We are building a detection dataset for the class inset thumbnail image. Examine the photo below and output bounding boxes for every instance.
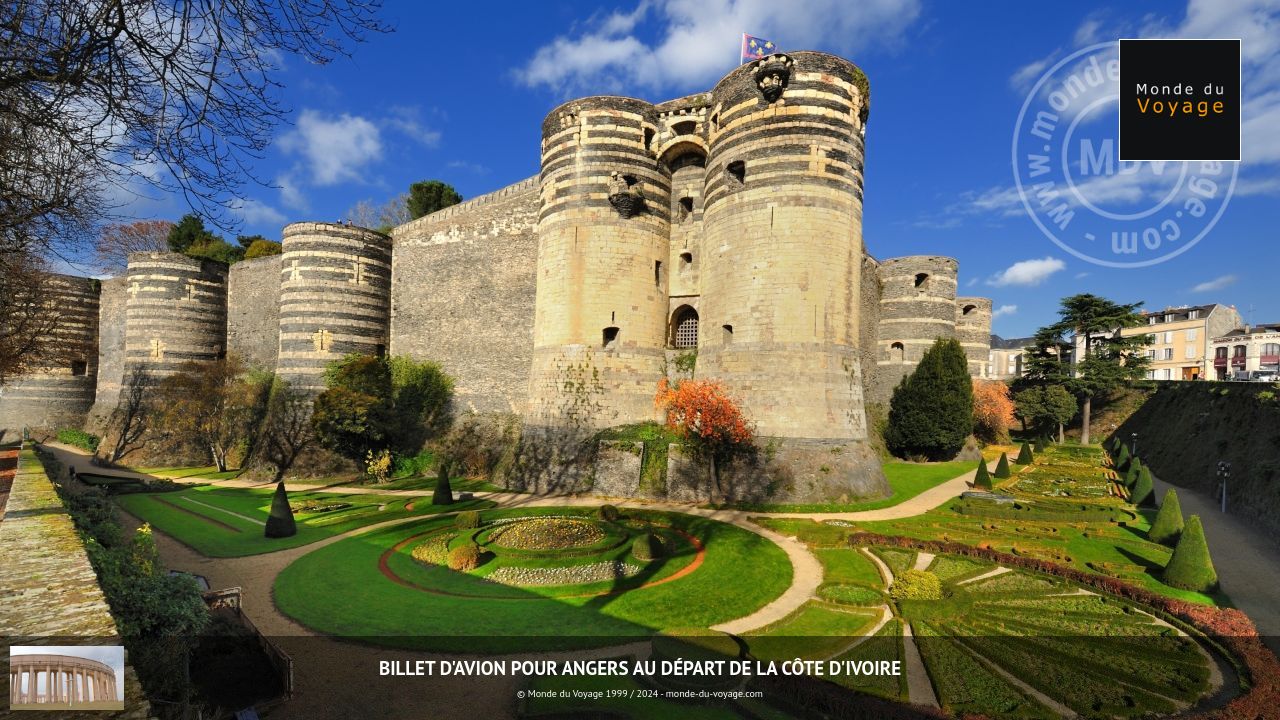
[9,646,124,711]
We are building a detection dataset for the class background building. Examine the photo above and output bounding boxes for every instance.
[1073,303,1243,381]
[1210,323,1280,379]
[988,335,1035,380]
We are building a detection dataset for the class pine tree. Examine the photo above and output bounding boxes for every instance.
[432,460,454,505]
[885,338,974,460]
[1149,489,1184,546]
[1016,441,1034,465]
[973,459,993,490]
[994,452,1011,479]
[1131,466,1154,506]
[1163,515,1217,592]
[264,481,297,538]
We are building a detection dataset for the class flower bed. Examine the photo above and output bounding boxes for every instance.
[290,499,353,514]
[487,561,642,587]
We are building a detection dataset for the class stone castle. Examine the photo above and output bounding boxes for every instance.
[0,52,990,502]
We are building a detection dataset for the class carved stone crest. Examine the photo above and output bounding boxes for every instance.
[754,54,793,103]
[607,171,645,218]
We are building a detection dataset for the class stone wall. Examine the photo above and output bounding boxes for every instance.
[390,178,539,414]
[870,255,959,405]
[955,296,992,378]
[226,254,282,372]
[124,253,228,379]
[0,276,100,434]
[86,278,128,431]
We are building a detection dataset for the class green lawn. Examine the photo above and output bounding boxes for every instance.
[131,465,244,481]
[115,485,492,557]
[744,601,881,660]
[712,461,973,513]
[273,508,792,652]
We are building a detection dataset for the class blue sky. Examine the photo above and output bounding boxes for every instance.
[99,0,1280,338]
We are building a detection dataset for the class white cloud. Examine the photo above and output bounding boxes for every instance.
[446,160,490,175]
[1075,271,1090,279]
[384,105,442,148]
[992,304,1018,318]
[275,173,308,212]
[517,0,922,94]
[987,257,1066,287]
[1191,274,1237,292]
[279,109,383,186]
[232,198,287,226]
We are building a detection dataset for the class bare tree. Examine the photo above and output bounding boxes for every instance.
[0,0,390,258]
[345,192,410,231]
[0,253,71,384]
[260,380,315,483]
[93,220,173,274]
[104,363,153,463]
[152,356,264,471]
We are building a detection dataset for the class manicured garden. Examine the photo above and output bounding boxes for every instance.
[713,460,975,514]
[273,507,792,652]
[114,485,491,557]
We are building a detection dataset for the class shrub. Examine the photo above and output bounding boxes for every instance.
[56,428,101,453]
[1015,441,1033,465]
[1115,443,1131,471]
[993,452,1011,478]
[889,569,942,601]
[365,448,392,483]
[392,449,435,478]
[243,239,282,259]
[455,510,481,529]
[432,462,454,505]
[1163,515,1217,592]
[1149,489,1184,546]
[264,481,297,538]
[973,459,993,490]
[1033,434,1051,452]
[632,532,665,561]
[598,504,620,521]
[1125,459,1142,488]
[411,534,452,564]
[1131,466,1154,506]
[447,543,482,572]
[885,338,974,460]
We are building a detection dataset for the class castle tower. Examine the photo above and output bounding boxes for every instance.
[277,222,392,394]
[870,255,959,401]
[0,275,100,432]
[525,97,671,429]
[956,297,993,378]
[123,253,228,379]
[696,52,871,440]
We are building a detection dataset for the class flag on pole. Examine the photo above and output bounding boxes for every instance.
[741,34,777,64]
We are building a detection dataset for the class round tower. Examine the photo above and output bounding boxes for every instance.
[124,253,228,379]
[871,255,959,402]
[956,297,993,378]
[0,274,100,431]
[696,52,871,440]
[525,96,671,429]
[277,222,392,394]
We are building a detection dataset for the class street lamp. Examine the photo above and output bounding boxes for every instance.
[1131,432,1138,457]
[1217,461,1231,513]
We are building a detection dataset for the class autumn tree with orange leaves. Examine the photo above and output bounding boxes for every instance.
[972,379,1015,444]
[655,379,754,488]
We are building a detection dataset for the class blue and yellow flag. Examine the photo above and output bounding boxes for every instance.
[741,34,777,64]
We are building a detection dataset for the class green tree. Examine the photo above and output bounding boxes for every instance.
[388,355,455,450]
[259,380,315,483]
[244,239,283,259]
[264,481,297,538]
[1016,441,1033,465]
[973,458,993,490]
[1162,515,1217,591]
[1149,488,1184,545]
[167,213,219,253]
[993,452,1011,479]
[406,180,462,219]
[151,356,268,471]
[1016,383,1077,440]
[236,234,268,248]
[1026,294,1150,444]
[885,338,974,460]
[1131,466,1154,506]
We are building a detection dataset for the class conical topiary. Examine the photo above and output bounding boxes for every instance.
[1149,489,1184,546]
[1163,515,1217,592]
[1016,441,1034,465]
[1131,466,1154,507]
[632,532,665,561]
[1125,458,1143,488]
[1115,443,1131,471]
[993,452,1011,479]
[432,461,454,505]
[264,481,297,538]
[973,459,993,490]
[1034,434,1051,452]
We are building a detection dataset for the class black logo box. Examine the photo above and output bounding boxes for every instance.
[1119,38,1241,161]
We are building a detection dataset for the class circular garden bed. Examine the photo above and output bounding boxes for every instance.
[272,507,793,652]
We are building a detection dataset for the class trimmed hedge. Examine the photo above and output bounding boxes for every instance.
[1015,441,1034,465]
[597,504,620,522]
[632,532,664,561]
[455,510,481,529]
[1149,489,1184,546]
[432,463,454,506]
[889,569,942,600]
[845,531,1278,720]
[264,481,297,538]
[447,543,482,571]
[1163,515,1217,592]
[1132,466,1155,507]
[993,452,1011,479]
[973,459,993,490]
[56,428,100,453]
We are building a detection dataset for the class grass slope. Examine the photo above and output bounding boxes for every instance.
[715,461,972,513]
